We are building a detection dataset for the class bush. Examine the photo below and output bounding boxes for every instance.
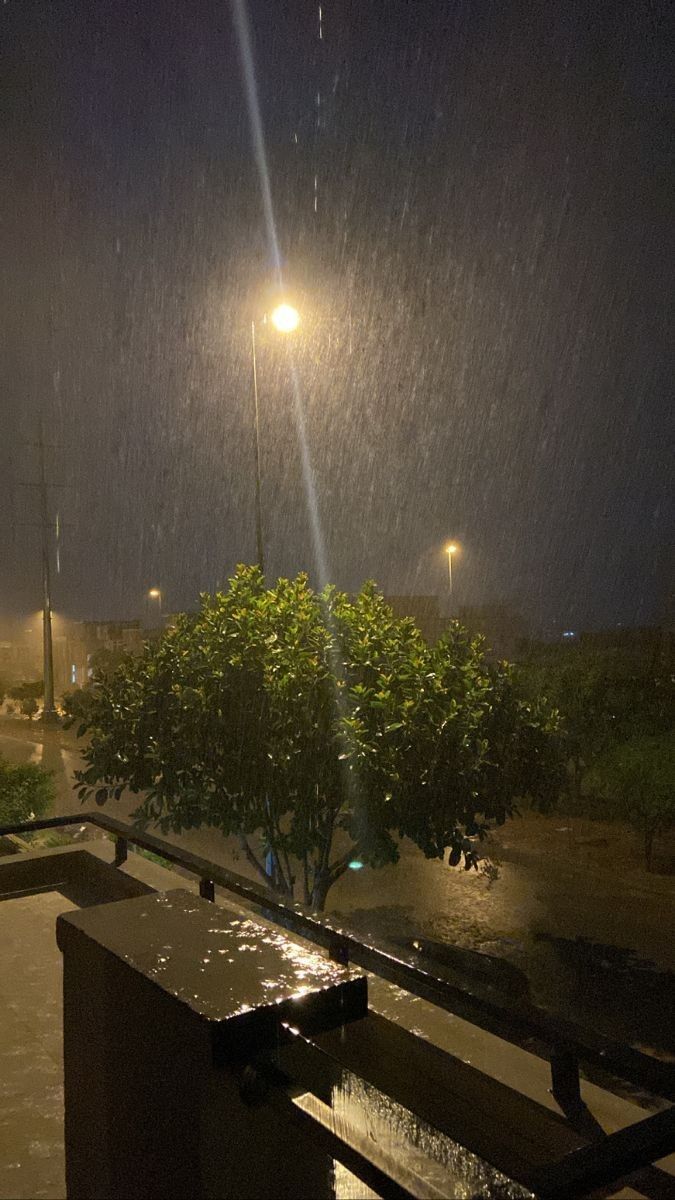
[8,680,45,721]
[0,754,55,827]
[589,734,675,871]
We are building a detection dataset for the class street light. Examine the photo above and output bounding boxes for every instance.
[270,302,300,334]
[250,302,300,572]
[148,588,162,618]
[446,543,458,606]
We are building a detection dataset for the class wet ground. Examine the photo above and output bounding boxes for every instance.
[2,719,674,1057]
[329,812,675,1056]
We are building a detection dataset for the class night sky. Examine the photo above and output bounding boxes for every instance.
[1,0,672,631]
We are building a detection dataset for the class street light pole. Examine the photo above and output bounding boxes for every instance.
[446,543,458,617]
[250,320,265,574]
[38,425,57,722]
[248,303,299,577]
[147,588,162,627]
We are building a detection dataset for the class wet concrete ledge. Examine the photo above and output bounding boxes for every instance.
[0,842,155,908]
[58,889,369,1199]
[1,843,674,1198]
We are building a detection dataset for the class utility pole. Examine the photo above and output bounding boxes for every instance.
[37,424,58,721]
[250,320,265,574]
[19,424,64,722]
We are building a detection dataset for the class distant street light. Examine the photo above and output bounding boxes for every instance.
[250,302,300,572]
[148,587,162,618]
[446,543,458,610]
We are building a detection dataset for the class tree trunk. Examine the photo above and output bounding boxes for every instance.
[571,757,583,805]
[644,827,654,873]
[301,851,311,907]
[310,876,332,911]
[310,853,356,911]
[239,835,292,896]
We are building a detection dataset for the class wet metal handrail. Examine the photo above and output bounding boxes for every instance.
[525,1104,675,1199]
[2,809,674,1111]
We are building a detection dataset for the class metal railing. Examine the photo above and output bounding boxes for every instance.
[2,809,674,1109]
[2,809,674,1198]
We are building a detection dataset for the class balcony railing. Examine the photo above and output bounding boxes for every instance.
[2,810,674,1199]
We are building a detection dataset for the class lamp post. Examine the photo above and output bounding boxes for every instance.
[148,588,162,624]
[38,426,58,722]
[446,543,458,613]
[250,302,300,574]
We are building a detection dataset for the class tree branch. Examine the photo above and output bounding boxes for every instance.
[262,798,292,895]
[313,804,337,891]
[302,849,311,906]
[279,843,294,895]
[326,844,360,884]
[238,835,273,887]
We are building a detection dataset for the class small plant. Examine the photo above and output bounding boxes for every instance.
[8,680,44,721]
[132,845,172,870]
[39,831,78,849]
[0,754,54,826]
[480,859,501,886]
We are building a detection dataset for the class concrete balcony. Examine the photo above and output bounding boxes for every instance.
[1,827,673,1199]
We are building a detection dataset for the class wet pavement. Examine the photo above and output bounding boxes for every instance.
[0,891,74,1199]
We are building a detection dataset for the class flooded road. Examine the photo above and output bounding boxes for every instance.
[2,723,673,1055]
[328,839,675,1055]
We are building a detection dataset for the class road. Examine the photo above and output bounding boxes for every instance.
[2,721,674,1054]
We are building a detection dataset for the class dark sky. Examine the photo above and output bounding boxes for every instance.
[1,0,672,631]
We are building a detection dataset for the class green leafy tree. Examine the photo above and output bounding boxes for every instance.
[0,754,54,826]
[589,734,675,871]
[61,683,100,730]
[87,646,132,678]
[9,680,44,721]
[518,647,674,807]
[67,568,563,909]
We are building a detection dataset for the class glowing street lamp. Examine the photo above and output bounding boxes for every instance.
[250,301,300,572]
[270,302,300,334]
[446,543,458,602]
[148,587,162,617]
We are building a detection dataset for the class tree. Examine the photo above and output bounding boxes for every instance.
[9,680,44,720]
[0,754,55,827]
[87,646,131,678]
[517,646,674,808]
[589,734,675,871]
[62,682,99,728]
[67,567,563,909]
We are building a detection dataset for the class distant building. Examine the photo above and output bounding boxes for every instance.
[74,621,145,686]
[383,595,449,644]
[79,620,144,653]
[0,617,152,700]
[0,618,42,686]
[0,638,41,684]
[457,604,529,661]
